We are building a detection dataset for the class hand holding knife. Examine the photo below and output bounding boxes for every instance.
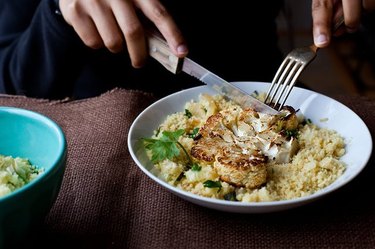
[146,30,279,115]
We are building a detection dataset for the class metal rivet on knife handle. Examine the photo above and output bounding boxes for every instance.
[146,30,183,74]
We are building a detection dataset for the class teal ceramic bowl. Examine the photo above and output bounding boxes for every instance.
[0,107,67,248]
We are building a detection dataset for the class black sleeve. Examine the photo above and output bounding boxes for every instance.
[0,0,88,99]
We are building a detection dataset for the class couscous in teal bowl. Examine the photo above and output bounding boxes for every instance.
[0,107,67,248]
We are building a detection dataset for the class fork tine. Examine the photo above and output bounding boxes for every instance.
[264,15,344,112]
[277,64,306,110]
[270,61,298,109]
[273,62,304,110]
[266,47,315,110]
[265,57,290,104]
[265,58,294,105]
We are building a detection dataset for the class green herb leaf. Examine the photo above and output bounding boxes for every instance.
[203,180,222,192]
[191,163,202,171]
[184,109,193,118]
[285,129,298,139]
[188,127,199,139]
[155,126,161,137]
[143,129,185,163]
[175,172,185,182]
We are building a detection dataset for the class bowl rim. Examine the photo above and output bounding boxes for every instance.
[127,81,373,212]
[0,106,67,203]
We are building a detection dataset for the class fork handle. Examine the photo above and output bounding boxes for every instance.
[146,29,182,74]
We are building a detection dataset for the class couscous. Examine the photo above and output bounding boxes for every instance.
[143,94,346,202]
[0,155,43,198]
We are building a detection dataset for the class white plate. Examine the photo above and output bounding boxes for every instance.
[128,82,372,213]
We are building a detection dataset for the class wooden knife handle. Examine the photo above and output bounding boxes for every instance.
[146,30,182,74]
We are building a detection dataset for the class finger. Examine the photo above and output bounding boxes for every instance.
[363,0,375,11]
[60,0,104,49]
[342,0,362,33]
[136,0,188,57]
[312,0,334,48]
[111,0,147,68]
[73,18,104,49]
[89,0,124,53]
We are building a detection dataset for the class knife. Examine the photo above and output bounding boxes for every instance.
[146,31,279,115]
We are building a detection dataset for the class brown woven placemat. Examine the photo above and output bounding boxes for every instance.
[0,89,374,249]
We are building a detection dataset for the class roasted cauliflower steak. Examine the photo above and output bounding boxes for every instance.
[191,106,299,189]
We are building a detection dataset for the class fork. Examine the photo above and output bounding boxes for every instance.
[264,15,345,110]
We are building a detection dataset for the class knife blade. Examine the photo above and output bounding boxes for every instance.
[147,31,278,115]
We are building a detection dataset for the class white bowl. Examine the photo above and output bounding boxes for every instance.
[128,82,372,213]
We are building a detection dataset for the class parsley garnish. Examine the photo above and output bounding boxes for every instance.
[203,180,222,192]
[306,118,312,124]
[188,127,199,139]
[191,163,202,171]
[184,109,193,118]
[143,129,200,171]
[285,129,299,139]
[143,129,186,163]
[251,90,259,97]
[175,172,185,182]
[155,126,161,137]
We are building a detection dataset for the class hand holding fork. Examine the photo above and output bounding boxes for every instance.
[264,14,345,110]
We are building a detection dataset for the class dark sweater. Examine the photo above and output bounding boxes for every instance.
[0,0,282,99]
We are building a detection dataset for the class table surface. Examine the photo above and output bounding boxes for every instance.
[0,88,374,249]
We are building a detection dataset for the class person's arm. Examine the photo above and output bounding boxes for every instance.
[0,0,88,98]
[311,0,375,48]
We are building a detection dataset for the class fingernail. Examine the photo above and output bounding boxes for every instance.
[315,34,328,45]
[177,44,188,55]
